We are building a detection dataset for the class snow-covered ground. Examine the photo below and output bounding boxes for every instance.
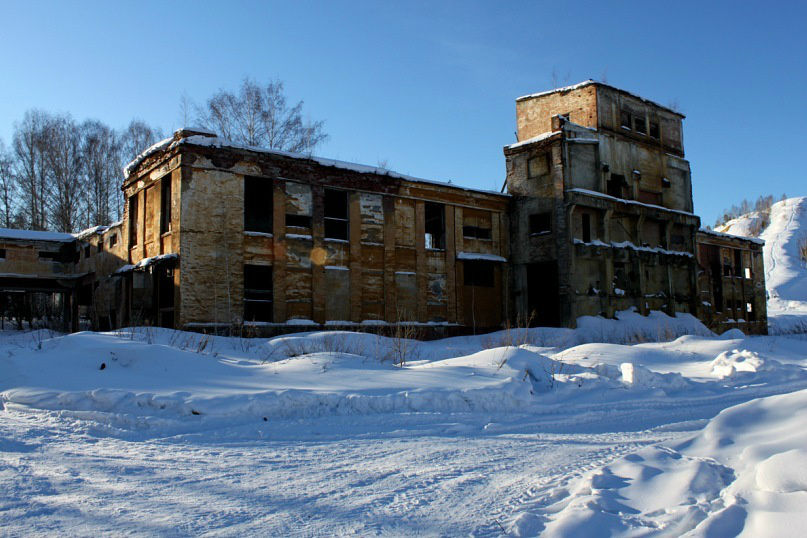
[718,196,807,334]
[1,311,806,536]
[2,198,806,535]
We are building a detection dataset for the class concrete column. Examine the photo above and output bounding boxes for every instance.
[349,192,363,322]
[453,207,464,323]
[444,206,456,323]
[272,180,287,323]
[415,201,427,322]
[311,184,325,324]
[383,196,397,322]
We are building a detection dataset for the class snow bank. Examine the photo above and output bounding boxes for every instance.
[1,309,804,428]
[521,388,807,536]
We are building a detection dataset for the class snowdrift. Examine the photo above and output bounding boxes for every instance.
[513,388,807,537]
[1,309,805,429]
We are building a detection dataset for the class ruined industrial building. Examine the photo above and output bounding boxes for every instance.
[0,81,768,335]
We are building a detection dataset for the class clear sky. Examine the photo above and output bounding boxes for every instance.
[1,0,804,226]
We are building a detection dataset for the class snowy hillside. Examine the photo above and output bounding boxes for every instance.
[718,196,807,332]
[2,317,807,535]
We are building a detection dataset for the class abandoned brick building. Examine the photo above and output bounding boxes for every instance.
[503,81,766,333]
[0,80,768,334]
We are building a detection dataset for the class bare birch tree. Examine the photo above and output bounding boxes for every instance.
[12,110,50,229]
[42,114,84,232]
[0,139,17,228]
[8,110,164,230]
[195,78,327,153]
[81,120,119,227]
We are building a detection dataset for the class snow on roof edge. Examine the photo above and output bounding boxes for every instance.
[126,134,508,198]
[115,253,178,274]
[456,252,508,262]
[73,225,109,240]
[566,188,697,218]
[699,227,765,245]
[505,130,562,150]
[0,227,76,243]
[516,80,685,117]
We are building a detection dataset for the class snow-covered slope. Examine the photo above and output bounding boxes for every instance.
[718,196,807,332]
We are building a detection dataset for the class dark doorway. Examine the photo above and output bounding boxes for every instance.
[156,266,175,328]
[461,261,500,329]
[527,262,560,327]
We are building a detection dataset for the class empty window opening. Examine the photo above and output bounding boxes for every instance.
[0,248,5,259]
[581,213,592,243]
[613,262,636,295]
[108,233,117,248]
[39,251,57,260]
[671,234,685,249]
[286,214,312,229]
[84,245,91,258]
[529,213,551,235]
[649,121,660,139]
[733,250,742,277]
[607,174,627,198]
[129,194,139,247]
[463,225,492,240]
[424,202,445,250]
[464,260,494,287]
[244,265,273,322]
[161,175,172,234]
[744,267,752,279]
[97,238,104,253]
[634,115,647,134]
[244,176,273,234]
[324,189,349,240]
[620,110,631,129]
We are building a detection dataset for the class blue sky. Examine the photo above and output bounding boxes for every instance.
[1,1,804,226]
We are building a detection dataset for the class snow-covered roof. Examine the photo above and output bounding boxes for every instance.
[566,188,697,218]
[516,80,685,118]
[698,228,765,245]
[505,130,562,150]
[124,131,509,198]
[115,253,178,274]
[0,228,76,243]
[73,225,109,240]
[123,136,174,179]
